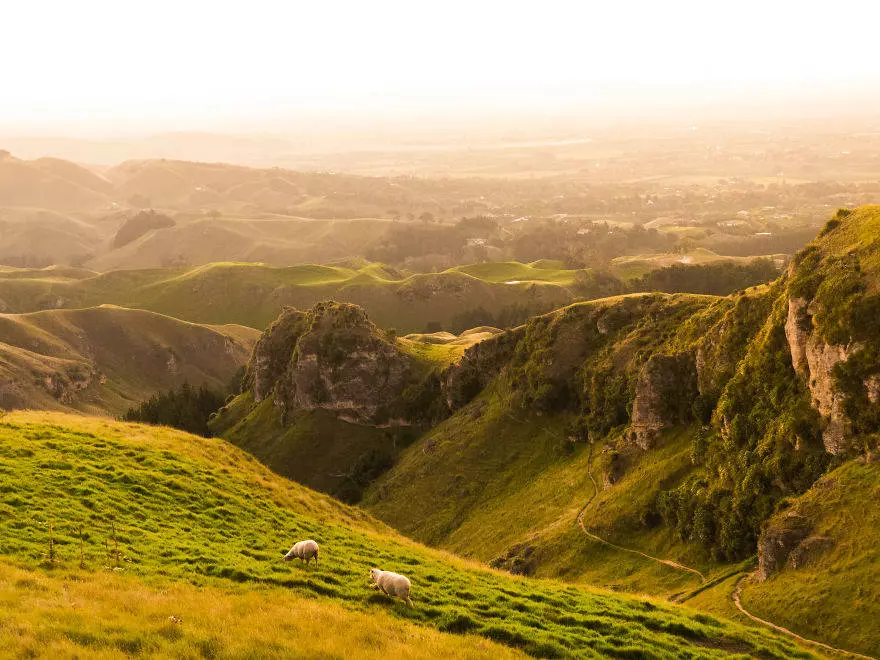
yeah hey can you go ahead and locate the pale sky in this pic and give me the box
[1,0,879,134]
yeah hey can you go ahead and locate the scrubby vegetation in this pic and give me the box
[122,382,226,437]
[630,259,779,296]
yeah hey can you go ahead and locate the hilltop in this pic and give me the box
[0,151,823,276]
[0,411,811,659]
[0,305,257,414]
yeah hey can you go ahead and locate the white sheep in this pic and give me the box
[369,568,413,606]
[283,539,319,565]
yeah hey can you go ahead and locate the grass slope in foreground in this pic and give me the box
[0,412,812,659]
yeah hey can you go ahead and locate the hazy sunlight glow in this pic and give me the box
[1,0,879,132]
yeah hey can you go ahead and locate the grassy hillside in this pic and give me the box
[353,207,880,656]
[364,294,747,598]
[0,208,103,269]
[0,411,812,659]
[738,459,880,656]
[0,305,257,414]
[85,216,398,272]
[0,154,111,212]
[610,249,782,281]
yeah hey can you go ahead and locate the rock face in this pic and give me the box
[441,327,523,411]
[757,512,812,580]
[784,297,860,453]
[247,302,415,426]
[630,352,698,449]
[245,307,308,402]
[786,535,834,570]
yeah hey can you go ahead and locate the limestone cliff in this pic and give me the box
[784,296,861,453]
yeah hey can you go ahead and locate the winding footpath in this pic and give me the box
[576,446,707,583]
[576,448,874,659]
[732,573,876,660]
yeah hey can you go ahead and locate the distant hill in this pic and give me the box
[0,208,102,268]
[0,151,112,212]
[0,305,257,414]
[0,410,809,659]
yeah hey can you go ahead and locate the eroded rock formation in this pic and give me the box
[630,352,699,449]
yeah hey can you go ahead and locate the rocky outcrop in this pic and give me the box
[488,542,539,576]
[630,352,698,449]
[757,512,812,580]
[41,364,96,403]
[441,327,524,411]
[784,297,861,453]
[245,307,308,402]
[601,448,629,489]
[247,302,415,426]
[786,535,834,570]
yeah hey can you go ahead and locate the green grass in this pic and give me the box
[365,383,710,599]
[0,261,575,332]
[212,395,393,501]
[0,412,814,658]
[739,459,880,657]
[450,261,577,285]
[610,250,780,281]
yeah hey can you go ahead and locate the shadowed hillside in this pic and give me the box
[0,305,257,414]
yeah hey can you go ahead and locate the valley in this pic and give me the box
[1,141,879,658]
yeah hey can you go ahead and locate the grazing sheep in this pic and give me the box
[369,568,413,606]
[284,539,319,565]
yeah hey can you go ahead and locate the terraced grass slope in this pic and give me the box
[0,306,257,414]
[0,411,812,659]
[0,261,575,332]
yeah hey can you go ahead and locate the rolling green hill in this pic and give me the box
[0,411,812,659]
[0,305,257,414]
[0,261,575,332]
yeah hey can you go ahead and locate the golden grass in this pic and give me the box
[0,561,523,659]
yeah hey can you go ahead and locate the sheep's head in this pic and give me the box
[283,547,296,561]
[369,567,381,581]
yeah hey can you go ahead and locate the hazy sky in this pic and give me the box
[2,0,879,134]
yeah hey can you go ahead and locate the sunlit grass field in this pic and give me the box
[0,411,813,658]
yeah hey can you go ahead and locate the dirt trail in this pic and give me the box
[576,447,706,582]
[732,574,876,660]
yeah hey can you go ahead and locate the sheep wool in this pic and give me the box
[370,568,413,606]
[284,539,319,565]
